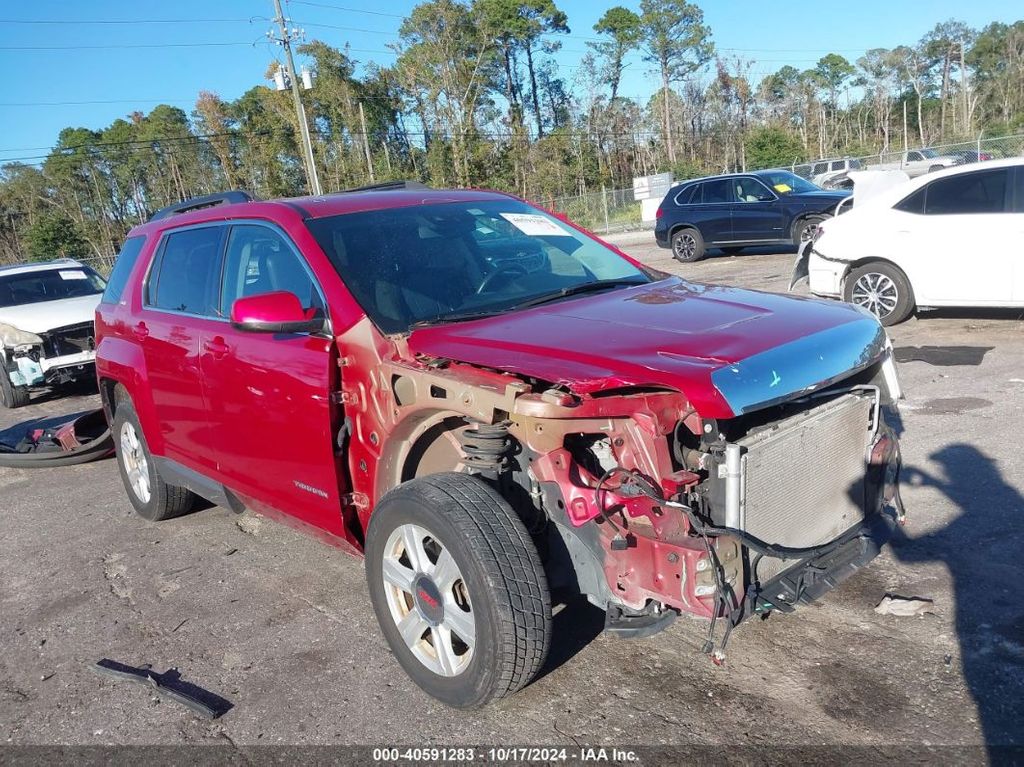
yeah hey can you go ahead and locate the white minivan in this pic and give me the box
[793,159,1024,325]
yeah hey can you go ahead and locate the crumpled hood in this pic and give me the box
[0,294,101,335]
[407,278,886,417]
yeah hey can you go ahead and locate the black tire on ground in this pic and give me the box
[792,215,826,248]
[843,262,915,327]
[720,246,744,256]
[365,472,551,708]
[0,369,30,409]
[670,228,705,262]
[928,164,945,173]
[112,388,196,521]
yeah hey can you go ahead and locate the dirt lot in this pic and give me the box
[2,240,1023,756]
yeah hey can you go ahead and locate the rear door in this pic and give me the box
[138,225,225,473]
[199,221,348,535]
[730,176,786,242]
[691,179,735,243]
[901,167,1015,304]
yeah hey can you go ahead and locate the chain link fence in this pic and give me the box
[552,133,1024,234]
[549,187,646,234]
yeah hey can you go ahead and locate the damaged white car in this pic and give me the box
[0,259,106,408]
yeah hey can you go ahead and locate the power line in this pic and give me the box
[0,42,258,51]
[0,17,252,25]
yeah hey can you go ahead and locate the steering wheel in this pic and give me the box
[475,263,529,295]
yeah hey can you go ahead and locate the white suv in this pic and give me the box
[795,159,1024,325]
[0,259,106,408]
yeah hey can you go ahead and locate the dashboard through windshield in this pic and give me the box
[307,199,652,333]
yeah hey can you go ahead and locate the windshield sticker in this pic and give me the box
[58,270,88,280]
[499,213,568,236]
[773,183,792,193]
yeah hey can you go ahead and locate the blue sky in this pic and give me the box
[0,0,1019,162]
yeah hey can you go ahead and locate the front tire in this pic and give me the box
[671,228,705,262]
[365,473,551,708]
[844,262,915,326]
[112,389,196,521]
[0,370,30,409]
[793,215,826,248]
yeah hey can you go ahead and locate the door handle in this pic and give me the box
[132,322,149,340]
[204,337,230,358]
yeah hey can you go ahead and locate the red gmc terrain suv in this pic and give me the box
[95,183,905,707]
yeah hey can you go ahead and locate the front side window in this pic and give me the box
[220,225,322,317]
[924,169,1008,215]
[147,226,223,316]
[831,161,844,171]
[907,151,923,162]
[735,177,773,202]
[307,199,651,334]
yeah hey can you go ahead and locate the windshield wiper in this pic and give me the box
[408,309,508,329]
[514,278,647,310]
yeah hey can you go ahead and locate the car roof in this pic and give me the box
[850,157,1024,211]
[671,169,794,189]
[0,259,86,277]
[128,188,519,237]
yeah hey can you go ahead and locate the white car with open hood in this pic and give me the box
[794,158,1024,325]
[0,259,106,408]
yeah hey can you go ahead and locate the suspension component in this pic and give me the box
[459,419,512,478]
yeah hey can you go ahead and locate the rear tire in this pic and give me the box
[365,472,551,708]
[0,370,30,409]
[112,389,196,521]
[843,262,915,326]
[671,228,705,263]
[792,215,826,248]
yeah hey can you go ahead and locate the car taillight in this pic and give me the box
[655,207,664,219]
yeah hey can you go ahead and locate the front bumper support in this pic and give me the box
[747,511,895,615]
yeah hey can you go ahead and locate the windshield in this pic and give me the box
[756,170,820,195]
[0,267,106,308]
[307,199,651,333]
[920,148,939,159]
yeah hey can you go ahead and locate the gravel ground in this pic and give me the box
[2,237,1022,756]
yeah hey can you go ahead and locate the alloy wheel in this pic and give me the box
[119,421,151,504]
[851,272,899,319]
[381,523,475,677]
[673,233,696,259]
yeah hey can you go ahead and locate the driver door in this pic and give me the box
[199,222,348,536]
[730,176,786,242]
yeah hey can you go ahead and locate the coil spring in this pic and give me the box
[460,419,512,475]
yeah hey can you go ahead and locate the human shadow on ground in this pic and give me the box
[893,444,1024,754]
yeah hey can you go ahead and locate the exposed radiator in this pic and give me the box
[726,392,875,554]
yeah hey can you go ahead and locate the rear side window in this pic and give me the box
[831,161,844,171]
[703,180,734,203]
[675,184,698,205]
[924,169,1009,215]
[102,236,146,304]
[147,227,224,316]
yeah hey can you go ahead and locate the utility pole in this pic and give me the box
[270,0,322,196]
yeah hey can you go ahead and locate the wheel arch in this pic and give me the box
[841,256,915,300]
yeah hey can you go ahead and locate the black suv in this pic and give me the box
[654,169,850,262]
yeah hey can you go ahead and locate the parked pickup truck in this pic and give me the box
[867,148,962,178]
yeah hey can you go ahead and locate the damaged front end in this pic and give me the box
[1,321,96,397]
[343,307,904,664]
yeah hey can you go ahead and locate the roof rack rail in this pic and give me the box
[336,180,431,194]
[149,190,254,222]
